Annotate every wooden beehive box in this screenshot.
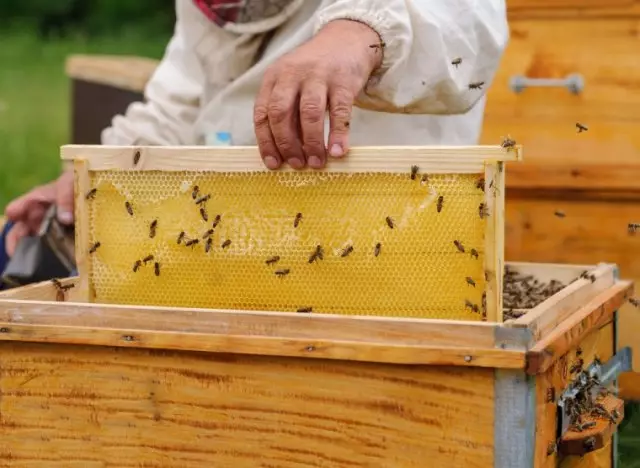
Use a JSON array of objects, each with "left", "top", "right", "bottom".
[{"left": 0, "top": 145, "right": 634, "bottom": 467}]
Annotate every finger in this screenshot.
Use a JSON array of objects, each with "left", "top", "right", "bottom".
[
  {"left": 5, "top": 222, "right": 31, "bottom": 257},
  {"left": 254, "top": 72, "right": 282, "bottom": 170},
  {"left": 268, "top": 80, "right": 305, "bottom": 169},
  {"left": 26, "top": 203, "right": 47, "bottom": 233},
  {"left": 299, "top": 80, "right": 328, "bottom": 169},
  {"left": 327, "top": 84, "right": 355, "bottom": 159},
  {"left": 56, "top": 170, "right": 75, "bottom": 224},
  {"left": 4, "top": 182, "right": 56, "bottom": 222}
]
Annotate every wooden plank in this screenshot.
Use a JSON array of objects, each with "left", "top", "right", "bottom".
[
  {"left": 481, "top": 19, "right": 640, "bottom": 191},
  {"left": 74, "top": 160, "right": 92, "bottom": 303},
  {"left": 533, "top": 322, "right": 614, "bottom": 467},
  {"left": 506, "top": 261, "right": 594, "bottom": 285},
  {"left": 0, "top": 278, "right": 79, "bottom": 302},
  {"left": 508, "top": 1, "right": 640, "bottom": 19},
  {"left": 619, "top": 372, "right": 640, "bottom": 401},
  {"left": 0, "top": 341, "right": 496, "bottom": 467},
  {"left": 526, "top": 281, "right": 633, "bottom": 375},
  {"left": 484, "top": 162, "right": 505, "bottom": 322},
  {"left": 65, "top": 54, "right": 159, "bottom": 93},
  {"left": 60, "top": 145, "right": 523, "bottom": 172},
  {"left": 0, "top": 299, "right": 526, "bottom": 368},
  {"left": 512, "top": 264, "right": 616, "bottom": 338}
]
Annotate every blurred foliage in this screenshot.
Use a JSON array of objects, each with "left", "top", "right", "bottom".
[{"left": 0, "top": 0, "right": 175, "bottom": 36}]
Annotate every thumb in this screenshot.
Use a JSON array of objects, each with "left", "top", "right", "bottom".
[{"left": 55, "top": 170, "right": 75, "bottom": 225}]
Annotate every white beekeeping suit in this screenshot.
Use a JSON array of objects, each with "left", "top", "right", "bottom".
[{"left": 102, "top": 0, "right": 509, "bottom": 147}]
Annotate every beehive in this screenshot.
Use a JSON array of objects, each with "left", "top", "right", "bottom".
[{"left": 65, "top": 145, "right": 518, "bottom": 321}]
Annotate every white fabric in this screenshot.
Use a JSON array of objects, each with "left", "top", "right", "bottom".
[{"left": 102, "top": 0, "right": 509, "bottom": 147}]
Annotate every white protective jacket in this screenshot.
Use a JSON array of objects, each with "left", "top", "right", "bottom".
[{"left": 102, "top": 0, "right": 509, "bottom": 148}]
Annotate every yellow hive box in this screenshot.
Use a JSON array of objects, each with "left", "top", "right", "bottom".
[{"left": 63, "top": 145, "right": 522, "bottom": 322}]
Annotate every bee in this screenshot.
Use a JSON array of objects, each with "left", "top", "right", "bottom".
[
  {"left": 465, "top": 300, "right": 480, "bottom": 314},
  {"left": 149, "top": 219, "right": 158, "bottom": 238},
  {"left": 410, "top": 165, "right": 419, "bottom": 180},
  {"left": 212, "top": 215, "right": 221, "bottom": 228},
  {"left": 479, "top": 203, "right": 489, "bottom": 219},
  {"left": 579, "top": 271, "right": 596, "bottom": 282},
  {"left": 341, "top": 245, "right": 354, "bottom": 258},
  {"left": 454, "top": 240, "right": 465, "bottom": 253},
  {"left": 51, "top": 278, "right": 74, "bottom": 292},
  {"left": 89, "top": 242, "right": 101, "bottom": 254},
  {"left": 275, "top": 268, "right": 291, "bottom": 277},
  {"left": 628, "top": 223, "right": 640, "bottom": 235},
  {"left": 570, "top": 358, "right": 584, "bottom": 374},
  {"left": 265, "top": 255, "right": 281, "bottom": 265},
  {"left": 554, "top": 210, "right": 566, "bottom": 218},
  {"left": 481, "top": 291, "right": 487, "bottom": 320},
  {"left": 466, "top": 277, "right": 476, "bottom": 287},
  {"left": 192, "top": 185, "right": 200, "bottom": 200},
  {"left": 501, "top": 135, "right": 516, "bottom": 150},
  {"left": 133, "top": 260, "right": 142, "bottom": 272},
  {"left": 437, "top": 195, "right": 444, "bottom": 213},
  {"left": 202, "top": 229, "right": 214, "bottom": 239},
  {"left": 451, "top": 57, "right": 462, "bottom": 67},
  {"left": 629, "top": 297, "right": 640, "bottom": 308},
  {"left": 143, "top": 255, "right": 154, "bottom": 264},
  {"left": 546, "top": 387, "right": 556, "bottom": 403},
  {"left": 297, "top": 307, "right": 313, "bottom": 313},
  {"left": 294, "top": 212, "right": 303, "bottom": 228},
  {"left": 385, "top": 216, "right": 395, "bottom": 229},
  {"left": 85, "top": 188, "right": 97, "bottom": 200},
  {"left": 125, "top": 201, "right": 133, "bottom": 216},
  {"left": 133, "top": 150, "right": 141, "bottom": 166},
  {"left": 308, "top": 245, "right": 324, "bottom": 264},
  {"left": 612, "top": 409, "right": 621, "bottom": 420},
  {"left": 468, "top": 81, "right": 484, "bottom": 90},
  {"left": 185, "top": 238, "right": 200, "bottom": 248},
  {"left": 369, "top": 41, "right": 386, "bottom": 50},
  {"left": 199, "top": 207, "right": 208, "bottom": 222},
  {"left": 177, "top": 231, "right": 186, "bottom": 244},
  {"left": 475, "top": 177, "right": 485, "bottom": 191},
  {"left": 470, "top": 248, "right": 479, "bottom": 259},
  {"left": 576, "top": 122, "right": 589, "bottom": 133},
  {"left": 575, "top": 421, "right": 597, "bottom": 432},
  {"left": 374, "top": 242, "right": 382, "bottom": 257},
  {"left": 221, "top": 239, "right": 231, "bottom": 249},
  {"left": 195, "top": 194, "right": 211, "bottom": 205},
  {"left": 154, "top": 262, "right": 160, "bottom": 277},
  {"left": 420, "top": 174, "right": 429, "bottom": 185},
  {"left": 205, "top": 238, "right": 213, "bottom": 253}
]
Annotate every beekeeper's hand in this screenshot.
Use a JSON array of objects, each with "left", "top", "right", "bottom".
[
  {"left": 4, "top": 170, "right": 74, "bottom": 256},
  {"left": 254, "top": 19, "right": 382, "bottom": 170}
]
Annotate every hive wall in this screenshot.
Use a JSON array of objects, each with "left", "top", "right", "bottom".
[{"left": 66, "top": 145, "right": 517, "bottom": 321}]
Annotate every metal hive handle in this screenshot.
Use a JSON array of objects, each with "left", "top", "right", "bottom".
[{"left": 509, "top": 73, "right": 585, "bottom": 94}]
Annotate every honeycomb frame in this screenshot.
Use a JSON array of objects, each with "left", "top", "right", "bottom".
[{"left": 63, "top": 145, "right": 522, "bottom": 322}]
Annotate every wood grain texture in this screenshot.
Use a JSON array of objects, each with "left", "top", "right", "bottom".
[
  {"left": 508, "top": 0, "right": 640, "bottom": 19},
  {"left": 0, "top": 278, "right": 79, "bottom": 302},
  {"left": 526, "top": 281, "right": 632, "bottom": 375},
  {"left": 481, "top": 19, "right": 640, "bottom": 191},
  {"left": 0, "top": 342, "right": 495, "bottom": 467},
  {"left": 0, "top": 299, "right": 527, "bottom": 368},
  {"left": 65, "top": 54, "right": 159, "bottom": 93},
  {"left": 505, "top": 197, "right": 640, "bottom": 372},
  {"left": 60, "top": 145, "right": 522, "bottom": 172},
  {"left": 484, "top": 162, "right": 505, "bottom": 322},
  {"left": 533, "top": 322, "right": 614, "bottom": 467},
  {"left": 74, "top": 160, "right": 92, "bottom": 303}
]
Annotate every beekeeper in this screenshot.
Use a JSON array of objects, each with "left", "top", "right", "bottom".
[{"left": 3, "top": 0, "right": 508, "bottom": 258}]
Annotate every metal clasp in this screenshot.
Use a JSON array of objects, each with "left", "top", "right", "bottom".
[{"left": 509, "top": 73, "right": 585, "bottom": 95}]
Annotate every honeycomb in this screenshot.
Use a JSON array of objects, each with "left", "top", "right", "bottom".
[{"left": 85, "top": 170, "right": 489, "bottom": 319}]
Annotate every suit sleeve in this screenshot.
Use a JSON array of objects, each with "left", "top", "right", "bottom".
[
  {"left": 101, "top": 1, "right": 206, "bottom": 145},
  {"left": 315, "top": 0, "right": 509, "bottom": 115}
]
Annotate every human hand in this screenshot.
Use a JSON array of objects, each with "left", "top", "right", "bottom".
[
  {"left": 254, "top": 19, "right": 382, "bottom": 170},
  {"left": 4, "top": 170, "right": 74, "bottom": 256}
]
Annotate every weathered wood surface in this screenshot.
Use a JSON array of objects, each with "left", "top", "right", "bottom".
[
  {"left": 65, "top": 54, "right": 159, "bottom": 93},
  {"left": 533, "top": 322, "right": 614, "bottom": 467},
  {"left": 0, "top": 342, "right": 495, "bottom": 467}
]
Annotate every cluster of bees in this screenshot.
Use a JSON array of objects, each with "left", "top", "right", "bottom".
[
  {"left": 563, "top": 354, "right": 621, "bottom": 435},
  {"left": 502, "top": 266, "right": 567, "bottom": 319}
]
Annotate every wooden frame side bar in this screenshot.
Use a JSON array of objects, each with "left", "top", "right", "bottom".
[
  {"left": 60, "top": 145, "right": 523, "bottom": 173},
  {"left": 73, "top": 160, "right": 92, "bottom": 303},
  {"left": 0, "top": 297, "right": 526, "bottom": 368},
  {"left": 484, "top": 162, "right": 505, "bottom": 323}
]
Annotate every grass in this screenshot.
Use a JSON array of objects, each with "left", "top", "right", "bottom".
[
  {"left": 0, "top": 27, "right": 639, "bottom": 466},
  {"left": 0, "top": 27, "right": 166, "bottom": 210}
]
